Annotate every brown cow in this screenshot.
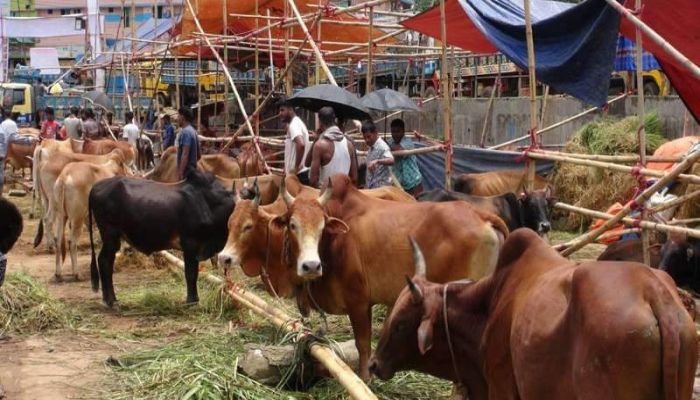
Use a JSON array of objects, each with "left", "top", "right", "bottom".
[
  {"left": 597, "top": 237, "right": 663, "bottom": 266},
  {"left": 370, "top": 229, "right": 698, "bottom": 399},
  {"left": 81, "top": 138, "right": 135, "bottom": 165},
  {"left": 219, "top": 174, "right": 508, "bottom": 379},
  {"left": 34, "top": 149, "right": 127, "bottom": 250},
  {"left": 53, "top": 157, "right": 132, "bottom": 280},
  {"left": 148, "top": 147, "right": 243, "bottom": 183},
  {"left": 217, "top": 174, "right": 282, "bottom": 206},
  {"left": 5, "top": 141, "right": 36, "bottom": 178},
  {"left": 453, "top": 169, "right": 547, "bottom": 196}
]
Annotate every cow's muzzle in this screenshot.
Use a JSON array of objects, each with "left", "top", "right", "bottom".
[
  {"left": 300, "top": 260, "right": 322, "bottom": 279},
  {"left": 538, "top": 221, "right": 551, "bottom": 235},
  {"left": 368, "top": 359, "right": 393, "bottom": 380}
]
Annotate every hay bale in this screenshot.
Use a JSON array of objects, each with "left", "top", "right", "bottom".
[
  {"left": 114, "top": 247, "right": 159, "bottom": 272},
  {"left": 0, "top": 272, "right": 70, "bottom": 335},
  {"left": 551, "top": 113, "right": 665, "bottom": 231}
]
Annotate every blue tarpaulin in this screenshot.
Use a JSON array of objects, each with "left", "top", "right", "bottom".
[
  {"left": 614, "top": 35, "right": 661, "bottom": 72},
  {"left": 413, "top": 143, "right": 555, "bottom": 191},
  {"left": 459, "top": 0, "right": 621, "bottom": 106}
]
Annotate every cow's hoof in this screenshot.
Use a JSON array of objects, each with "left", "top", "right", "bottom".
[
  {"left": 184, "top": 297, "right": 199, "bottom": 306},
  {"left": 73, "top": 273, "right": 82, "bottom": 282},
  {"left": 52, "top": 274, "right": 63, "bottom": 283}
]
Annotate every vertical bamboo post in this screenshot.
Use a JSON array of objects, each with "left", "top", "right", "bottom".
[
  {"left": 634, "top": 0, "right": 650, "bottom": 265},
  {"left": 197, "top": 38, "right": 203, "bottom": 131},
  {"left": 366, "top": 6, "right": 374, "bottom": 95},
  {"left": 255, "top": 0, "right": 260, "bottom": 136},
  {"left": 223, "top": 0, "right": 229, "bottom": 136},
  {"left": 287, "top": 0, "right": 336, "bottom": 86},
  {"left": 131, "top": 0, "right": 137, "bottom": 121},
  {"left": 267, "top": 9, "right": 275, "bottom": 89},
  {"left": 170, "top": 0, "right": 180, "bottom": 110},
  {"left": 523, "top": 0, "right": 537, "bottom": 191},
  {"left": 539, "top": 84, "right": 549, "bottom": 128},
  {"left": 284, "top": 0, "right": 292, "bottom": 96},
  {"left": 439, "top": 0, "right": 452, "bottom": 190}
]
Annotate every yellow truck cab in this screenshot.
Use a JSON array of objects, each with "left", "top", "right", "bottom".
[{"left": 0, "top": 83, "right": 34, "bottom": 125}]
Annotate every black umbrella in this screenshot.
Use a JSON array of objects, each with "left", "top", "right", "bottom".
[
  {"left": 82, "top": 90, "right": 114, "bottom": 112},
  {"left": 288, "top": 84, "right": 370, "bottom": 120},
  {"left": 360, "top": 88, "right": 421, "bottom": 112}
]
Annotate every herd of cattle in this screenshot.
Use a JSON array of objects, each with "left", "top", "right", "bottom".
[{"left": 11, "top": 136, "right": 700, "bottom": 398}]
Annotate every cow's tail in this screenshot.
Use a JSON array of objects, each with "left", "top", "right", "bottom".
[
  {"left": 32, "top": 146, "right": 43, "bottom": 247},
  {"left": 88, "top": 193, "right": 99, "bottom": 292},
  {"left": 33, "top": 219, "right": 43, "bottom": 248},
  {"left": 55, "top": 177, "right": 67, "bottom": 262},
  {"left": 648, "top": 280, "right": 685, "bottom": 400}
]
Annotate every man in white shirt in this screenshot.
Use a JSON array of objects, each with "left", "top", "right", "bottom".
[
  {"left": 279, "top": 100, "right": 311, "bottom": 184},
  {"left": 121, "top": 111, "right": 140, "bottom": 148}
]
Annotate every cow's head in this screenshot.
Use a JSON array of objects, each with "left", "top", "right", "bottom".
[
  {"left": 519, "top": 186, "right": 555, "bottom": 235},
  {"left": 273, "top": 178, "right": 349, "bottom": 280},
  {"left": 370, "top": 238, "right": 445, "bottom": 380},
  {"left": 659, "top": 231, "right": 700, "bottom": 289}
]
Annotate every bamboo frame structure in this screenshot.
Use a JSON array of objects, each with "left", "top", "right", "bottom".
[{"left": 160, "top": 251, "right": 377, "bottom": 400}]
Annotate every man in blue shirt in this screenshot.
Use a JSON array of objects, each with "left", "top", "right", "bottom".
[
  {"left": 176, "top": 108, "right": 200, "bottom": 180},
  {"left": 390, "top": 119, "right": 423, "bottom": 196},
  {"left": 162, "top": 114, "right": 176, "bottom": 150}
]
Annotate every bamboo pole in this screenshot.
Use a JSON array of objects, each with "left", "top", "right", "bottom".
[
  {"left": 439, "top": 0, "right": 452, "bottom": 190},
  {"left": 197, "top": 38, "right": 203, "bottom": 131},
  {"left": 489, "top": 92, "right": 628, "bottom": 149},
  {"left": 267, "top": 9, "right": 275, "bottom": 89},
  {"left": 527, "top": 151, "right": 700, "bottom": 185},
  {"left": 255, "top": 0, "right": 260, "bottom": 137},
  {"left": 540, "top": 150, "right": 681, "bottom": 163},
  {"left": 523, "top": 0, "right": 538, "bottom": 191},
  {"left": 324, "top": 29, "right": 406, "bottom": 57},
  {"left": 604, "top": 0, "right": 700, "bottom": 81},
  {"left": 633, "top": 0, "right": 651, "bottom": 265},
  {"left": 479, "top": 76, "right": 498, "bottom": 147},
  {"left": 366, "top": 6, "right": 374, "bottom": 95},
  {"left": 539, "top": 84, "right": 549, "bottom": 128},
  {"left": 284, "top": 0, "right": 292, "bottom": 96},
  {"left": 183, "top": 0, "right": 268, "bottom": 173},
  {"left": 171, "top": 0, "right": 181, "bottom": 110},
  {"left": 555, "top": 202, "right": 700, "bottom": 240},
  {"left": 159, "top": 251, "right": 378, "bottom": 400},
  {"left": 650, "top": 188, "right": 700, "bottom": 214},
  {"left": 552, "top": 228, "right": 642, "bottom": 251},
  {"left": 356, "top": 144, "right": 444, "bottom": 157},
  {"left": 560, "top": 147, "right": 700, "bottom": 256},
  {"left": 287, "top": 0, "right": 337, "bottom": 86},
  {"left": 224, "top": 0, "right": 229, "bottom": 136}
]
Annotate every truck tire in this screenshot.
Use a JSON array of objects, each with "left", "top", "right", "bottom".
[{"left": 643, "top": 81, "right": 660, "bottom": 96}]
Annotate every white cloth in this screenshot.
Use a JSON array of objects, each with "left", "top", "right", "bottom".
[
  {"left": 284, "top": 116, "right": 310, "bottom": 174},
  {"left": 319, "top": 135, "right": 351, "bottom": 185},
  {"left": 122, "top": 123, "right": 140, "bottom": 147}
]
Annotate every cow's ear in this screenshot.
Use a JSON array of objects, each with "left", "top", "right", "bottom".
[
  {"left": 417, "top": 318, "right": 434, "bottom": 355},
  {"left": 325, "top": 216, "right": 349, "bottom": 234},
  {"left": 269, "top": 214, "right": 288, "bottom": 231}
]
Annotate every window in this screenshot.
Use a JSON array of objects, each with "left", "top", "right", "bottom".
[
  {"left": 107, "top": 7, "right": 114, "bottom": 13},
  {"left": 47, "top": 9, "right": 53, "bottom": 14},
  {"left": 12, "top": 89, "right": 26, "bottom": 106},
  {"left": 154, "top": 5, "right": 164, "bottom": 18},
  {"left": 123, "top": 8, "right": 130, "bottom": 27},
  {"left": 73, "top": 8, "right": 81, "bottom": 14},
  {"left": 60, "top": 9, "right": 69, "bottom": 15}
]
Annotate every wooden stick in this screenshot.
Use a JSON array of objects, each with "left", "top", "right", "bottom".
[
  {"left": 523, "top": 0, "right": 538, "bottom": 152},
  {"left": 324, "top": 29, "right": 406, "bottom": 57},
  {"left": 541, "top": 150, "right": 681, "bottom": 163},
  {"left": 159, "top": 251, "right": 378, "bottom": 400},
  {"left": 650, "top": 188, "right": 700, "bottom": 213},
  {"left": 366, "top": 6, "right": 374, "bottom": 95},
  {"left": 287, "top": 0, "right": 337, "bottom": 86},
  {"left": 604, "top": 0, "right": 700, "bottom": 81},
  {"left": 539, "top": 85, "right": 549, "bottom": 128},
  {"left": 439, "top": 0, "right": 452, "bottom": 190},
  {"left": 183, "top": 0, "right": 269, "bottom": 174},
  {"left": 479, "top": 76, "right": 498, "bottom": 147},
  {"left": 527, "top": 151, "right": 700, "bottom": 185},
  {"left": 560, "top": 147, "right": 700, "bottom": 256},
  {"left": 555, "top": 202, "right": 700, "bottom": 240},
  {"left": 356, "top": 144, "right": 444, "bottom": 157},
  {"left": 669, "top": 218, "right": 700, "bottom": 226},
  {"left": 489, "top": 92, "right": 628, "bottom": 150},
  {"left": 552, "top": 228, "right": 641, "bottom": 251},
  {"left": 224, "top": 0, "right": 229, "bottom": 136}
]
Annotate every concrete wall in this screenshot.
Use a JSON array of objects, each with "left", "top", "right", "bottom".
[{"left": 401, "top": 96, "right": 700, "bottom": 147}]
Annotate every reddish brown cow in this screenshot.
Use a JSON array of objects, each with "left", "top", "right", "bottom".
[
  {"left": 5, "top": 141, "right": 36, "bottom": 178},
  {"left": 149, "top": 147, "right": 244, "bottom": 183},
  {"left": 597, "top": 237, "right": 662, "bottom": 266},
  {"left": 81, "top": 139, "right": 135, "bottom": 165},
  {"left": 219, "top": 175, "right": 508, "bottom": 380},
  {"left": 453, "top": 169, "right": 547, "bottom": 196},
  {"left": 370, "top": 229, "right": 698, "bottom": 399}
]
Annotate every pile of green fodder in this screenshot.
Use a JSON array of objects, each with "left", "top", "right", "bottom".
[
  {"left": 0, "top": 271, "right": 72, "bottom": 335},
  {"left": 551, "top": 112, "right": 666, "bottom": 231}
]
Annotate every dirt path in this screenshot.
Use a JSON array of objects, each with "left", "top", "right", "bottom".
[{"left": 0, "top": 195, "right": 149, "bottom": 399}]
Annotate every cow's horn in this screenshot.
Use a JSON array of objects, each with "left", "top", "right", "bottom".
[
  {"left": 281, "top": 177, "right": 295, "bottom": 206},
  {"left": 409, "top": 237, "right": 427, "bottom": 277},
  {"left": 406, "top": 276, "right": 423, "bottom": 304},
  {"left": 318, "top": 177, "right": 333, "bottom": 206}
]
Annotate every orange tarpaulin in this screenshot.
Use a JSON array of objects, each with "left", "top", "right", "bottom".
[
  {"left": 176, "top": 0, "right": 395, "bottom": 60},
  {"left": 647, "top": 136, "right": 700, "bottom": 171}
]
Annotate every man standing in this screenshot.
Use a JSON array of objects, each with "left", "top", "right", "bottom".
[
  {"left": 40, "top": 107, "right": 61, "bottom": 140},
  {"left": 389, "top": 119, "right": 423, "bottom": 196},
  {"left": 0, "top": 108, "right": 36, "bottom": 195},
  {"left": 308, "top": 107, "right": 357, "bottom": 188},
  {"left": 121, "top": 111, "right": 140, "bottom": 148},
  {"left": 82, "top": 108, "right": 101, "bottom": 139},
  {"left": 63, "top": 107, "right": 83, "bottom": 140},
  {"left": 32, "top": 78, "right": 46, "bottom": 128},
  {"left": 279, "top": 100, "right": 311, "bottom": 184},
  {"left": 176, "top": 108, "right": 200, "bottom": 180},
  {"left": 361, "top": 120, "right": 394, "bottom": 189},
  {"left": 162, "top": 114, "right": 176, "bottom": 150}
]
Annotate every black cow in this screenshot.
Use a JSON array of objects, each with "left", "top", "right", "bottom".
[
  {"left": 417, "top": 187, "right": 554, "bottom": 235},
  {"left": 0, "top": 197, "right": 23, "bottom": 287},
  {"left": 88, "top": 170, "right": 234, "bottom": 307},
  {"left": 659, "top": 232, "right": 700, "bottom": 292}
]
